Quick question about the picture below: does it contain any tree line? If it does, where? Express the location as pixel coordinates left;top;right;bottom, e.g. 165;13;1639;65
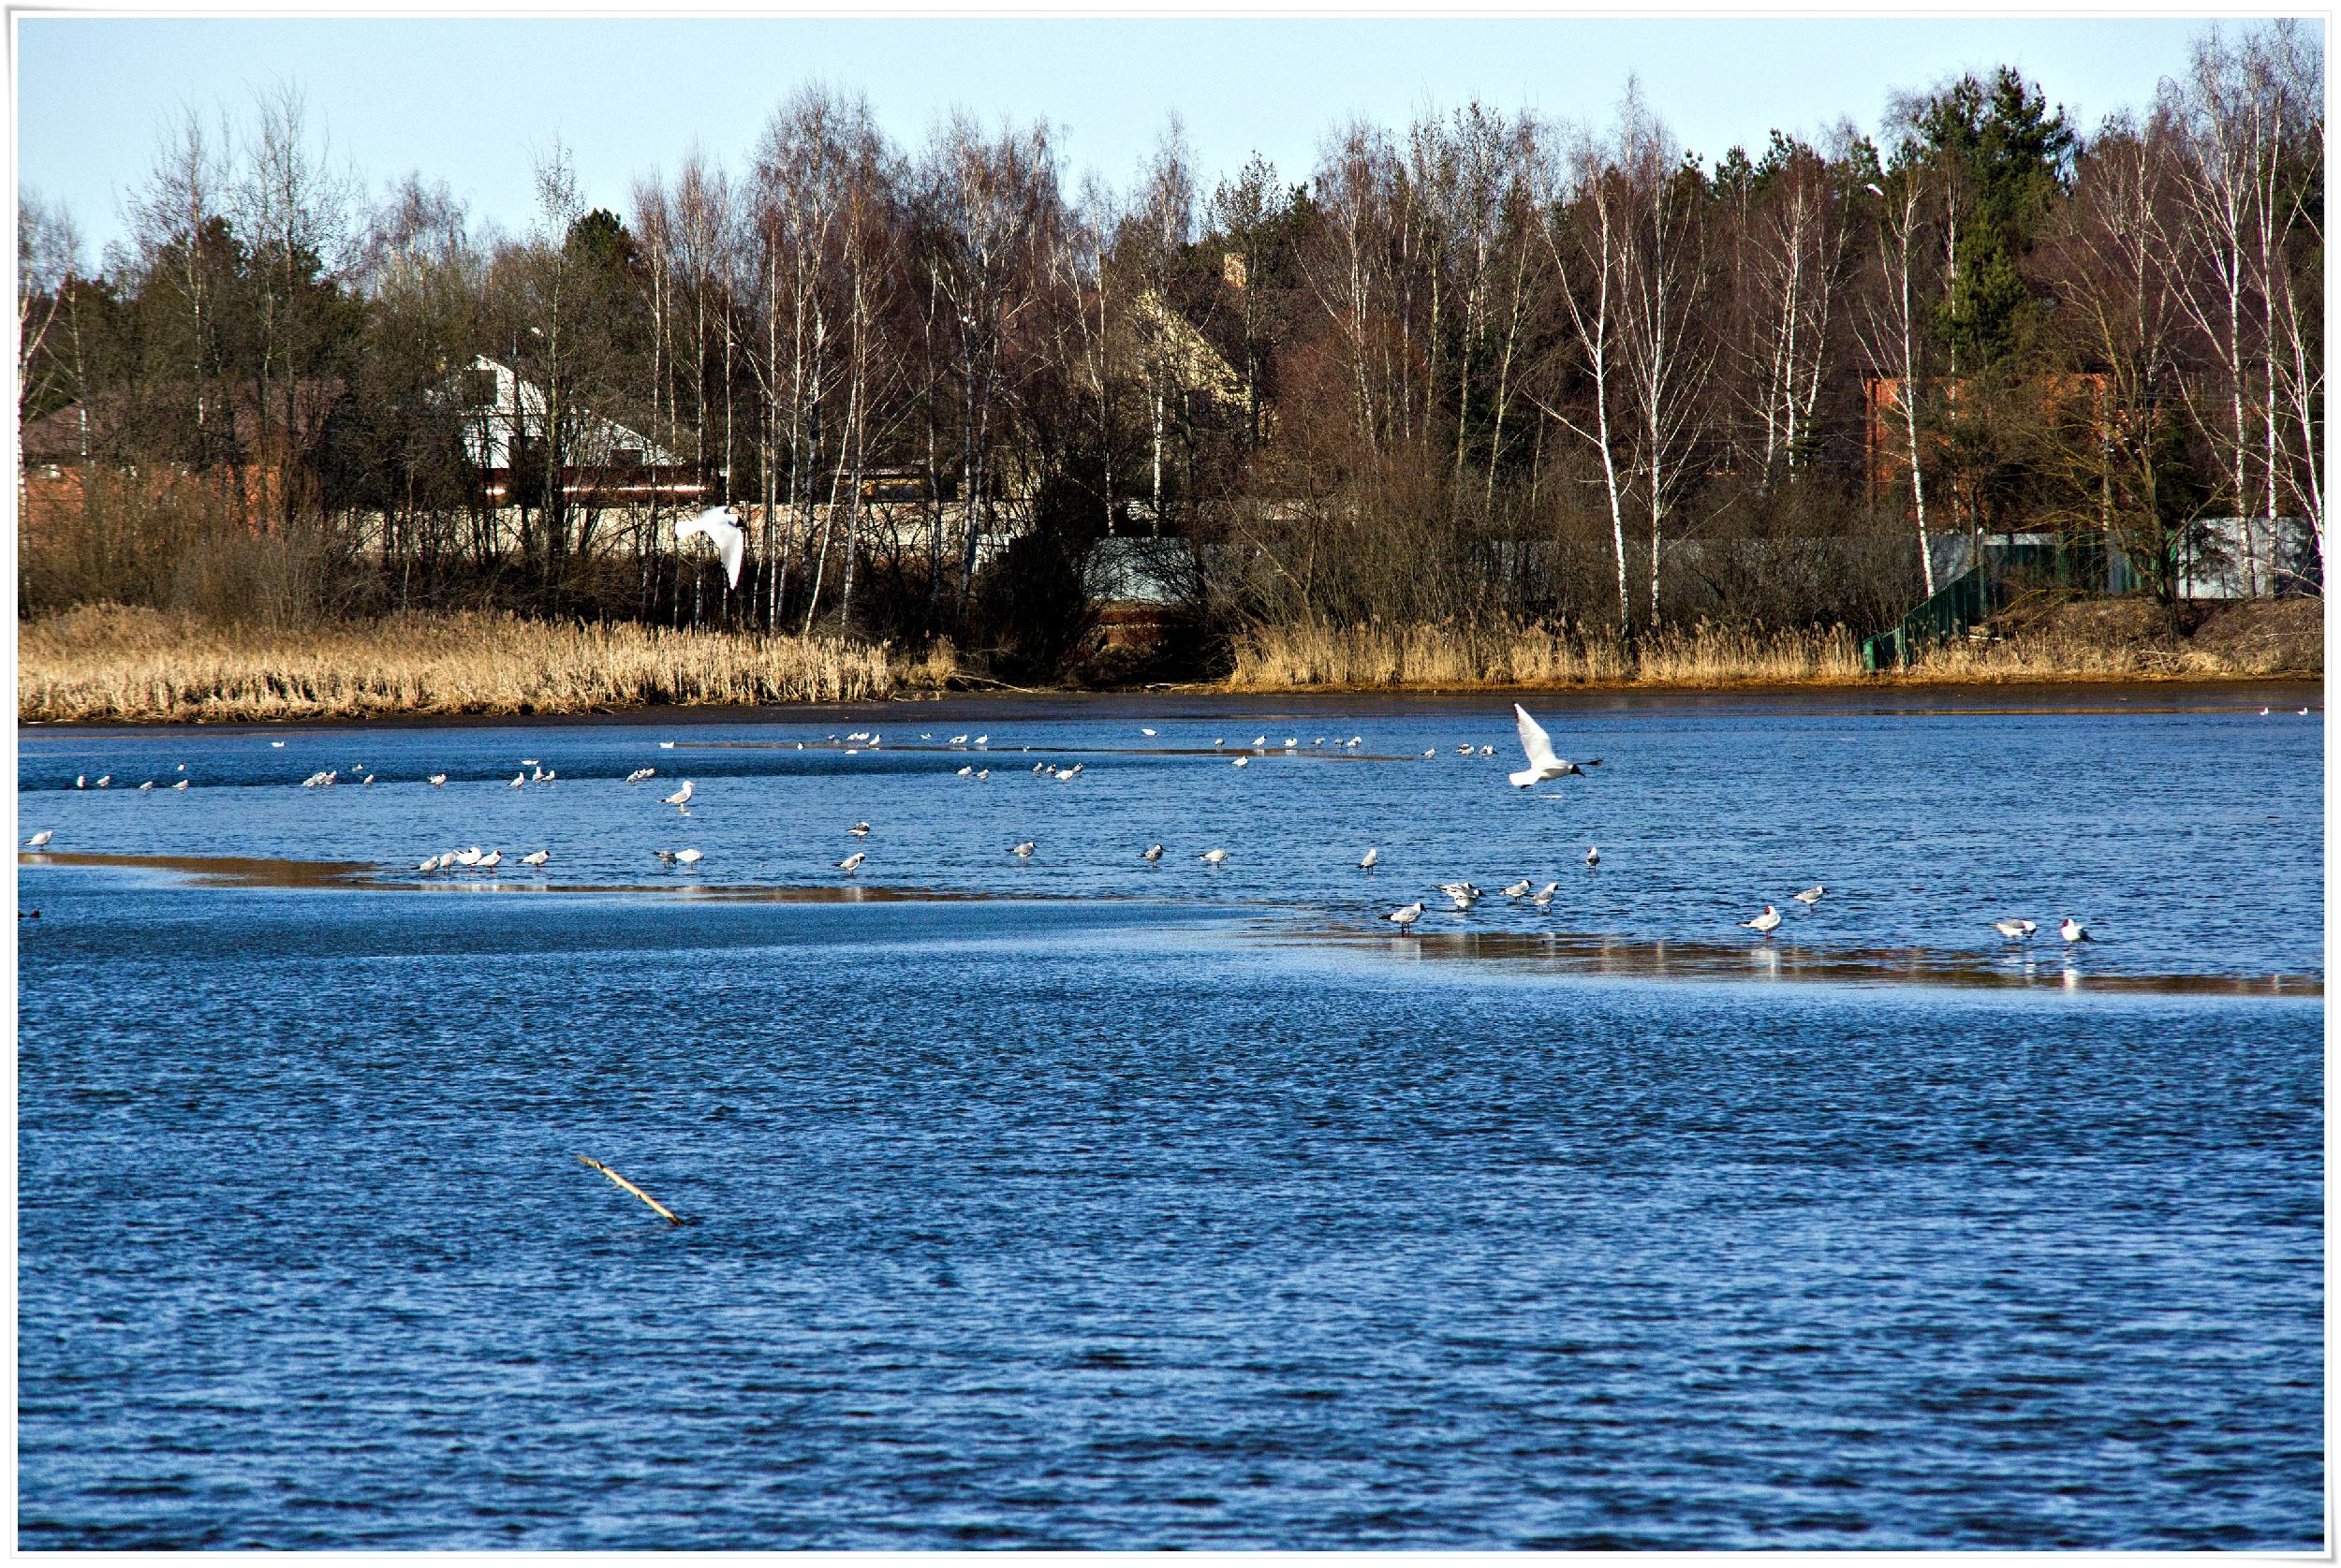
16;22;2322;675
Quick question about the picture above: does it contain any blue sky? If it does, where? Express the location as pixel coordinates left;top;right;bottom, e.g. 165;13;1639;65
18;15;2251;264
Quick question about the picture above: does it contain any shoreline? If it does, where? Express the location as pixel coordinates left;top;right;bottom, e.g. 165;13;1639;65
18;668;2321;730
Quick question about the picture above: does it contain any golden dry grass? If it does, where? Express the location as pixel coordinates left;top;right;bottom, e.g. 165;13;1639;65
19;605;956;723
1225;617;1863;691
1227;604;2320;692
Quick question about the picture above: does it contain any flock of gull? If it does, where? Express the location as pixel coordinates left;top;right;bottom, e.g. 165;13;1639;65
26;700;2128;948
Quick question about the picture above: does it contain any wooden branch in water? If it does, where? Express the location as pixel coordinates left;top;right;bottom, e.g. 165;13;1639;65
577;1155;685;1225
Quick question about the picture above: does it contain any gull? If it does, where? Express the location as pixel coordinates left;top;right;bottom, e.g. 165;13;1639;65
675;503;747;588
662;781;695;808
1010;841;1036;858
416;854;440;873
477;850;503;872
673;848;702;866
1502;879;1532;899
2260;706;2272;715
1422;749;1436;759
454;847;483;866
531;766;548;782
1447;891;1474;912
1284;737;1298;749
1479;745;1494;757
1062;763;1083;777
655;849;677;865
1383;901;1424;931
625;768;655;783
1347;736;1362;747
2059;918;2095;944
1359;846;1378;870
975;769;990;780
522;758;538;767
1141;727;1156;737
1199;848;1229;866
957;765;974;777
1438;881;1483;901
1531;888;1555;911
1585;845;1600;868
1509;704;1597;787
509;772;526;788
974;735;988;747
429;774;448;787
1231;755;1250;768
94;775;110;788
74;775;84;788
177;763;186;771
848;822;871;838
1792;885;1825;905
1455;745;1475;756
1741;905;1782;935
271;740;285;748
2300;708;2312;716
1035;763;1050;774
1252;735;1267;747
138;781;155;791
837;851;866;873
522;849;550;867
576;1154;684;1226
1141;843;1164;862
1992;918;2037;942
1057;769;1078;784
659;740;676;749
950;735;969;746
173;779;191;791
26;830;53;847
1214;738;1224;747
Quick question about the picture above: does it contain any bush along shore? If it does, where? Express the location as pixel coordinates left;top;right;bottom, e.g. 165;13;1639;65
15;598;2321;725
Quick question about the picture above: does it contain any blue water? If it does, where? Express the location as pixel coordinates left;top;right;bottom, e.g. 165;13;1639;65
17;689;2325;1546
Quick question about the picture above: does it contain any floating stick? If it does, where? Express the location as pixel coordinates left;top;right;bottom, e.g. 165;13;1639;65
576;1155;684;1225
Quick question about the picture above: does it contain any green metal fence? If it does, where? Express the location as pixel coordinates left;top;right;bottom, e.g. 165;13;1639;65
1861;537;2105;671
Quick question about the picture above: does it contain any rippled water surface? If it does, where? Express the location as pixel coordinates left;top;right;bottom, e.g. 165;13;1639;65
18;688;2324;1547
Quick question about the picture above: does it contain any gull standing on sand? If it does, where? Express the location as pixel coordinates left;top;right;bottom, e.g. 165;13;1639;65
2060;918;2096;943
1384;901;1424;932
1509;704;1598;788
1359;846;1378;870
1741;905;1782;935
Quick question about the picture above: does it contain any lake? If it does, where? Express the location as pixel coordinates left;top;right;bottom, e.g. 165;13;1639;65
17;685;2324;1547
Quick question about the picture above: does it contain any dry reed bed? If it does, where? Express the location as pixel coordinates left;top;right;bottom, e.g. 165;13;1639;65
1227;619;1863;691
20;606;956;723
1227;612;2319;692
